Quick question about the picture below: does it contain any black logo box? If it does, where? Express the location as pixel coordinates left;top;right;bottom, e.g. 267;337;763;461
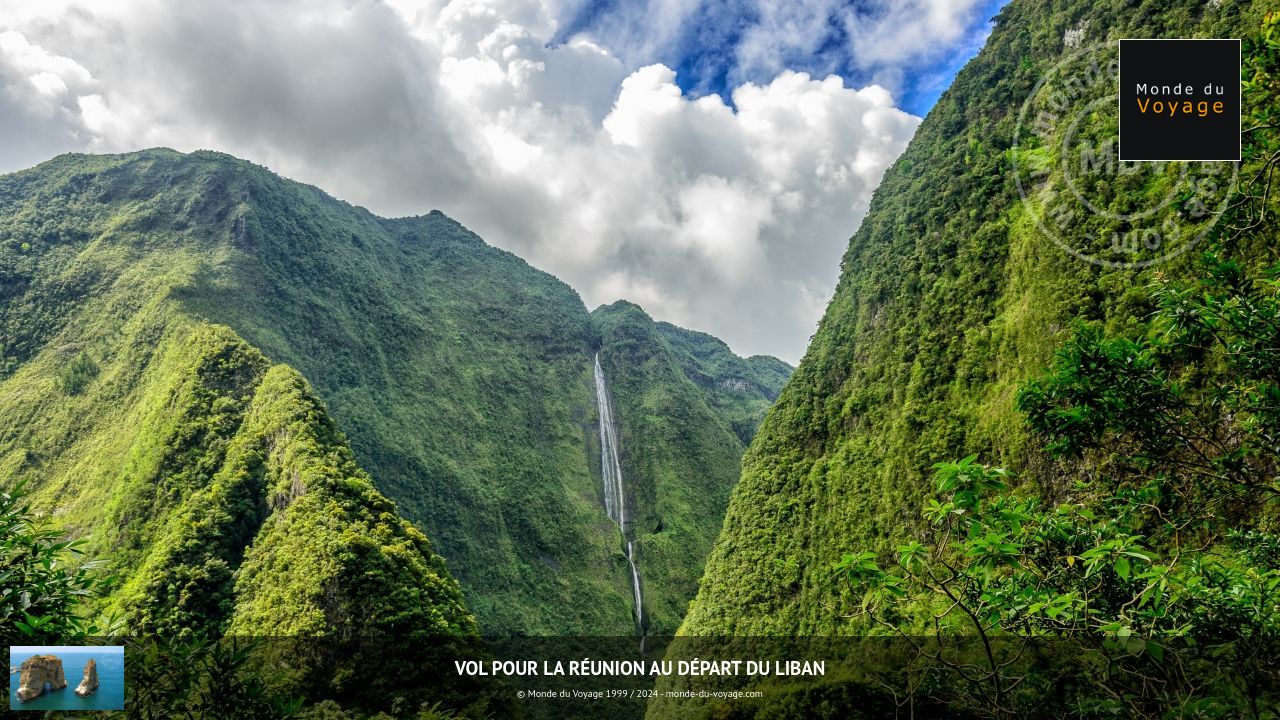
1119;38;1241;162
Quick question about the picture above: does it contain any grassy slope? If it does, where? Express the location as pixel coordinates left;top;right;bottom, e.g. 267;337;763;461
0;297;475;637
681;0;1279;635
0;149;788;635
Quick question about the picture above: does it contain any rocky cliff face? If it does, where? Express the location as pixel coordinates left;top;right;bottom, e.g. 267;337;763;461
16;655;66;702
74;658;99;697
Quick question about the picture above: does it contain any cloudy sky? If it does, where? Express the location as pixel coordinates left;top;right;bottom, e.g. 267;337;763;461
0;0;1003;364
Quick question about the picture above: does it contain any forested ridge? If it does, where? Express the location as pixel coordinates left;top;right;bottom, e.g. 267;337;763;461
684;0;1280;637
0;148;788;643
10;0;1280;716
655;2;1280;716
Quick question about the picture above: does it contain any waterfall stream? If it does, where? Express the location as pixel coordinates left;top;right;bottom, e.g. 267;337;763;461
593;353;646;640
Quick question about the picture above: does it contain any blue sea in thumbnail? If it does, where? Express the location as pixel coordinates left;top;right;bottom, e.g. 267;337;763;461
8;645;124;711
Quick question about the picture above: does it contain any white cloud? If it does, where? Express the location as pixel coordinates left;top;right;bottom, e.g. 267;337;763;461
0;28;99;167
0;0;922;364
841;0;989;67
838;0;994;92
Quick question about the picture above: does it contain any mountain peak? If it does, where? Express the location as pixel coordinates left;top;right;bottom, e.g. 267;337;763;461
1;146;787;639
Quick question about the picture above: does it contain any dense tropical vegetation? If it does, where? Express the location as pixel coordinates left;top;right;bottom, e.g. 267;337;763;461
669;1;1280;718
0;146;788;642
828;237;1280;716
1;482;118;644
10;0;1280;717
683;0;1280;636
593;301;788;633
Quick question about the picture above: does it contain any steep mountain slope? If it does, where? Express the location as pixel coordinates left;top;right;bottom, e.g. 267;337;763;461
0;149;788;635
592;302;788;634
655;321;793;447
0;304;474;638
681;0;1279;635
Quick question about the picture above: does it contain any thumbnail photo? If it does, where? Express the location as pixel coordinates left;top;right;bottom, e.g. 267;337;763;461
8;646;124;712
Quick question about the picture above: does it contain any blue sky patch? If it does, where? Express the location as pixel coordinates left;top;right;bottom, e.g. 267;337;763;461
556;0;1008;116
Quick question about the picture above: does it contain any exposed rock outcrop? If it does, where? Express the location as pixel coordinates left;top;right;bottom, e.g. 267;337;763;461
16;655;66;702
75;658;99;697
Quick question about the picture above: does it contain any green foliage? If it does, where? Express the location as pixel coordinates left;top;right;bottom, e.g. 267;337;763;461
0;147;618;633
227;365;476;639
81;327;478;641
1238;11;1280;233
1019;263;1280;507
57;350;98;395
2;320;480;713
654;318;790;445
0;146;779;637
0;481;118;642
831;209;1280;716
683;0;1280;637
592;302;789;634
838;458;1279;717
127;635;304;720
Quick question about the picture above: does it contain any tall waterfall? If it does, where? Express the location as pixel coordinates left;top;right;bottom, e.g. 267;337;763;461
593;353;645;638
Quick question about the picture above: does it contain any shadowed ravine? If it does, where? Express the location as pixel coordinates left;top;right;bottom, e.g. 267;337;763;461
593;353;646;646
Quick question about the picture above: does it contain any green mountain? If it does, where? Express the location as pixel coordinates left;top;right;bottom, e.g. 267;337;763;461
592;301;790;633
654;319;793;448
0;149;789;637
681;0;1280;636
0;307;476;640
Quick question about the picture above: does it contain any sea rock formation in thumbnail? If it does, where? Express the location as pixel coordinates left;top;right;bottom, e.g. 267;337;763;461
75;658;99;697
16;655;66;702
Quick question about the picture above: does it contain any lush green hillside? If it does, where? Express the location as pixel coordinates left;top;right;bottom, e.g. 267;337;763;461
0;149;788;636
0;300;475;641
681;0;1280;636
592;302;788;634
655;321;792;447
